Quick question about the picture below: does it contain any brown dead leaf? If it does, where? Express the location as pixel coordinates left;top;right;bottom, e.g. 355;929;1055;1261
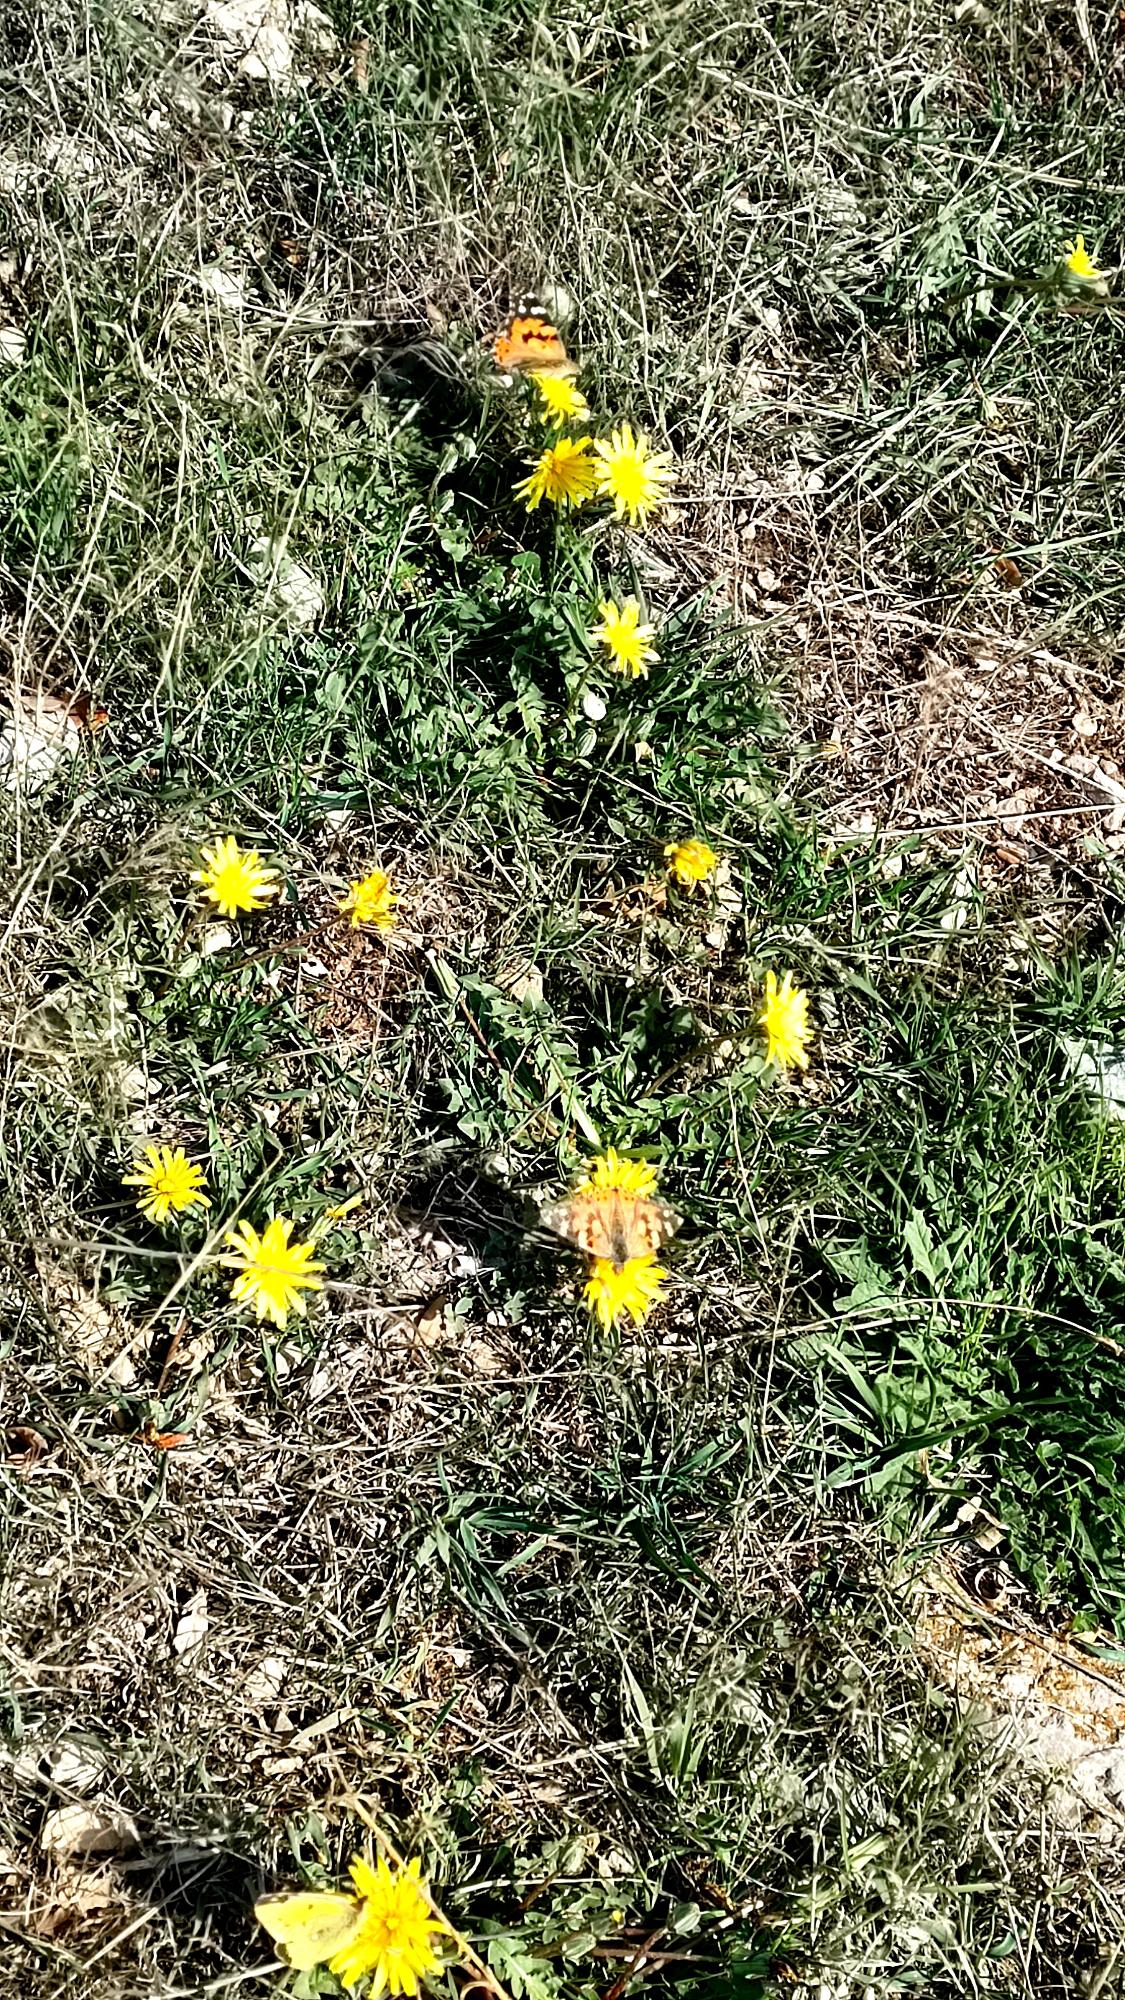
33;1862;130;1938
414;1296;449;1346
5;1425;48;1469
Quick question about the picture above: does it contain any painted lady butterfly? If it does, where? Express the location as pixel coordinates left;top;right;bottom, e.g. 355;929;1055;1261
492;308;577;379
539;1191;681;1271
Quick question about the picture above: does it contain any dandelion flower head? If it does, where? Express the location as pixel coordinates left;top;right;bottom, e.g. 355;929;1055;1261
572;1146;660;1201
584;1253;668;1331
339;867;397;931
530;371;590;423
758;969;813;1072
329;1855;444;1996
1063;234;1103;281
122;1144;210;1225
592;597;659;679
592;423;675;527
514;435;596;512
664;838;719;888
192;835;278;918
222;1216;325;1329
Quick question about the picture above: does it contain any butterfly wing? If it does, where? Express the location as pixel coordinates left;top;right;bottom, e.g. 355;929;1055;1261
255;1892;366;1971
492;313;576;378
621;1197;681;1260
539;1197;618;1262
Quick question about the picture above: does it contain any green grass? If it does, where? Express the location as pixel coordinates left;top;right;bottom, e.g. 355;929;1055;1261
4;0;1125;1994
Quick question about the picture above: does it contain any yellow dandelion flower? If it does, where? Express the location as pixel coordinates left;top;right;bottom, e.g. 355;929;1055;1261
330;1855;444;1995
758;969;813;1072
191;835;278;918
339;867;397;931
664;838;719;887
514;435;597;512
122;1144;210;1225
222;1216;325;1329
572;1146;660;1200
1063;234;1103;282
591;596;659;679
592;423;675;527
585;1253;668;1331
530;371;590;423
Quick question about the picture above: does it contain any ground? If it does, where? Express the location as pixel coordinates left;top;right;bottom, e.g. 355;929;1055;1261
4;1;1125;1996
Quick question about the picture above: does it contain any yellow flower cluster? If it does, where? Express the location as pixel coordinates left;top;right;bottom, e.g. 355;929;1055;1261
509;318;673;527
115;840;406;1325
107;277;826;1472
115;841;400;1328
192;835;399;936
118;1155;327;1329
503;318;679;748
516;420;674;527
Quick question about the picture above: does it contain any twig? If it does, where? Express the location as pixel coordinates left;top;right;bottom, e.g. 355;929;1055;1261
599;1927;668;2000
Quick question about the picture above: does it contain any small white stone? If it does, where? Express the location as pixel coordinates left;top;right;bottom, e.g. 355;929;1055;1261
0;325;26;369
243;1653;288;1707
1063;1038;1125;1120
199;264;252;313
41;1803;139;1859
250;537;325;631
172;1589;208;1656
0;707;78;794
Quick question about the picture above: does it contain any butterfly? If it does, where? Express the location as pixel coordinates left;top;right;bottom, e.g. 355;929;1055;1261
255;1890;367;1971
132;1420;188;1451
538;1192;681;1271
492;308;577;379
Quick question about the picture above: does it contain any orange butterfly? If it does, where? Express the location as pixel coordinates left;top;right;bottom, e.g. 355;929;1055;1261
132;1420;189;1451
539;1192;681;1271
492;308;577;380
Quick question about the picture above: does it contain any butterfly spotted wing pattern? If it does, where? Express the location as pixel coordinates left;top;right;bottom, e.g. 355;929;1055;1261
255;1892;368;1972
492;310;577;379
539;1192;681;1271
